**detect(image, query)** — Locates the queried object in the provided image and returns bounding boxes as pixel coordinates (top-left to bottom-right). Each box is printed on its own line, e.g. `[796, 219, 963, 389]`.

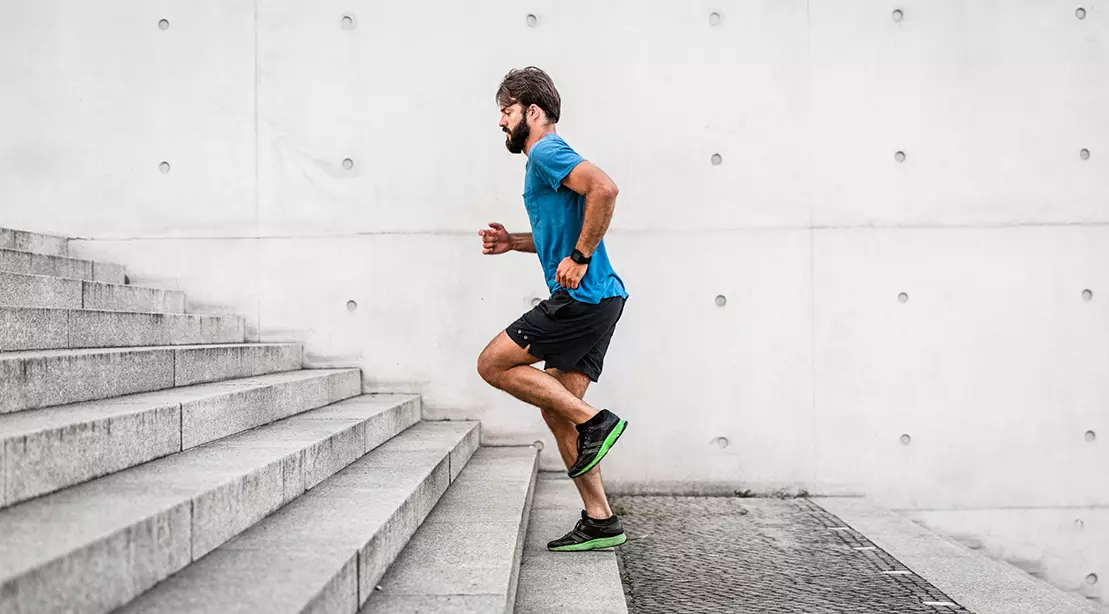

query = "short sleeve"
[530, 138, 584, 191]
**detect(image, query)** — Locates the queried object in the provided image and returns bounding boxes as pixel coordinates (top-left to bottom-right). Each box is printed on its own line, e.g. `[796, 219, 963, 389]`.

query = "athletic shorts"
[505, 289, 626, 382]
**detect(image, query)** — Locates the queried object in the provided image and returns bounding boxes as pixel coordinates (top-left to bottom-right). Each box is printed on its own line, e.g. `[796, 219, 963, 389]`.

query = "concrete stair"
[0, 271, 186, 313]
[0, 368, 362, 508]
[0, 395, 425, 614]
[0, 228, 68, 258]
[116, 420, 482, 614]
[0, 343, 303, 414]
[0, 247, 126, 284]
[0, 306, 245, 351]
[364, 446, 539, 612]
[514, 476, 631, 614]
[0, 226, 621, 614]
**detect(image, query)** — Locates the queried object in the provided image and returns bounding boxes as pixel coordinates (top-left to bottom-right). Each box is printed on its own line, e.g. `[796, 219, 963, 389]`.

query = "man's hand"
[556, 257, 588, 290]
[479, 222, 512, 255]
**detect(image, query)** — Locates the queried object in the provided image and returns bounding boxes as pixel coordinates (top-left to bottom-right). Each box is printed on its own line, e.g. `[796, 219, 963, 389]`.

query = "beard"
[504, 118, 530, 154]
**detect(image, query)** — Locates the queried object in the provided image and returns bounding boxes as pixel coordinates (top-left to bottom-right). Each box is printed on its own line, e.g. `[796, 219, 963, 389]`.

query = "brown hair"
[496, 66, 562, 123]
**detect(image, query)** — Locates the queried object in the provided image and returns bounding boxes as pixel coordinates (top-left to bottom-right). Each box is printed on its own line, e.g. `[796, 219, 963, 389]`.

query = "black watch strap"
[570, 249, 592, 265]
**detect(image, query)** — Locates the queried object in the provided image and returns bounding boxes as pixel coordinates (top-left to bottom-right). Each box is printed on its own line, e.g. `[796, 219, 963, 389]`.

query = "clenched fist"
[556, 257, 588, 290]
[479, 222, 512, 255]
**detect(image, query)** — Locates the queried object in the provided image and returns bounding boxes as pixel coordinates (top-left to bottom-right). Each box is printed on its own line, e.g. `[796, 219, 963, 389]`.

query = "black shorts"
[505, 290, 626, 382]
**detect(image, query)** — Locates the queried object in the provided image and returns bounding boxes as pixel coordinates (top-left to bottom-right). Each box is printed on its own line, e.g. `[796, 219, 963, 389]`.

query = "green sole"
[569, 419, 627, 478]
[549, 532, 628, 552]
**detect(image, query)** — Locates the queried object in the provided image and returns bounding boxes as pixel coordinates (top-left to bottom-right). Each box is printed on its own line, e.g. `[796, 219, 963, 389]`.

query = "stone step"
[117, 420, 481, 614]
[0, 271, 185, 313]
[0, 394, 423, 614]
[0, 343, 302, 414]
[514, 475, 631, 614]
[0, 228, 68, 258]
[0, 306, 244, 352]
[364, 446, 539, 613]
[0, 369, 362, 509]
[0, 248, 125, 284]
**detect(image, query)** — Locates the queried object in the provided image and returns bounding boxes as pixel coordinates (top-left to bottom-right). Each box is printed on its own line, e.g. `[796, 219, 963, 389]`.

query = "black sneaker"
[547, 511, 628, 552]
[567, 409, 627, 478]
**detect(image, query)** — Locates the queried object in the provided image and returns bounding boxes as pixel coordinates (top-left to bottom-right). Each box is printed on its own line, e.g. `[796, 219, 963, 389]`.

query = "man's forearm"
[510, 233, 536, 253]
[575, 188, 617, 257]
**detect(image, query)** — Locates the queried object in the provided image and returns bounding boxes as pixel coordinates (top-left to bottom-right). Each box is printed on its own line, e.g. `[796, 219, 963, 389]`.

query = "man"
[476, 66, 630, 552]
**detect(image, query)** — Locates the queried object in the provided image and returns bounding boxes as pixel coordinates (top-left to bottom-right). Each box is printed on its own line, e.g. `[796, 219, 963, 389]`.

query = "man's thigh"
[479, 330, 541, 371]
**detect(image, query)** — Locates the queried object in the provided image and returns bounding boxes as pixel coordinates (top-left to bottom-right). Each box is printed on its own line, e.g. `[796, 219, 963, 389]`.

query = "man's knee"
[476, 350, 500, 387]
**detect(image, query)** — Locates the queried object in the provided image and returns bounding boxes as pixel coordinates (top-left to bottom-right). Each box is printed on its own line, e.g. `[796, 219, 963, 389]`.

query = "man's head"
[496, 66, 561, 154]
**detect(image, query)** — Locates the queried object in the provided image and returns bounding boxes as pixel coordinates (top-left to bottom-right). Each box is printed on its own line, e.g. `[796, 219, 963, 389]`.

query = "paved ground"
[610, 496, 971, 614]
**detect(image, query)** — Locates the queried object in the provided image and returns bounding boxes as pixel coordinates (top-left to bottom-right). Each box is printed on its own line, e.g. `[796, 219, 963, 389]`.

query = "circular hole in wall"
[531, 297, 542, 308]
[895, 151, 907, 163]
[526, 13, 538, 27]
[711, 153, 723, 166]
[159, 161, 171, 173]
[713, 437, 729, 449]
[342, 158, 354, 170]
[158, 19, 170, 30]
[892, 9, 904, 21]
[346, 300, 358, 312]
[1075, 519, 1085, 531]
[715, 294, 727, 307]
[533, 440, 545, 451]
[1087, 573, 1099, 586]
[341, 15, 355, 29]
[1083, 289, 1094, 301]
[900, 434, 912, 446]
[898, 292, 909, 303]
[1076, 7, 1087, 19]
[1080, 148, 1091, 160]
[1086, 430, 1097, 443]
[709, 12, 722, 26]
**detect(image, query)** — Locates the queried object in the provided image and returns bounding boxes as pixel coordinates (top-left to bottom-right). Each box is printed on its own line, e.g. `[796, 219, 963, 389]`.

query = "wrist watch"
[570, 249, 592, 265]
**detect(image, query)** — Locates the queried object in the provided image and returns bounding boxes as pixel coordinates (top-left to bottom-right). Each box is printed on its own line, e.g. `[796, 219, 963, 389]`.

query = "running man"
[476, 67, 630, 551]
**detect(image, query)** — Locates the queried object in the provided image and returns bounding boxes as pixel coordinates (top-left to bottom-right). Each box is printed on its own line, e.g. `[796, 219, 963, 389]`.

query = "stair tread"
[364, 446, 538, 612]
[0, 270, 161, 293]
[0, 248, 125, 285]
[0, 394, 423, 614]
[0, 228, 68, 257]
[1, 306, 246, 352]
[0, 368, 359, 436]
[0, 270, 185, 314]
[0, 342, 296, 360]
[0, 305, 237, 318]
[0, 342, 303, 415]
[513, 475, 630, 613]
[115, 420, 480, 614]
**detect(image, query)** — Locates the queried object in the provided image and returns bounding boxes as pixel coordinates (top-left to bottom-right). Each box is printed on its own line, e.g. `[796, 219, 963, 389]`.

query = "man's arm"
[561, 161, 619, 257]
[510, 233, 536, 253]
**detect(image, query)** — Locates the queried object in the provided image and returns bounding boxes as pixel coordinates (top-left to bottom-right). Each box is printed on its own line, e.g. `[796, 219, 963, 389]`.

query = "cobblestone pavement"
[610, 496, 972, 614]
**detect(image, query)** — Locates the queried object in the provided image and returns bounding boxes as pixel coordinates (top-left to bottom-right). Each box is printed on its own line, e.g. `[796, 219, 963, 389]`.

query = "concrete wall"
[2, 2, 1107, 593]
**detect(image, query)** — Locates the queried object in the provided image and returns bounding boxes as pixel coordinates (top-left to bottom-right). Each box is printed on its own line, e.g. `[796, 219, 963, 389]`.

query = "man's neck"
[524, 125, 557, 156]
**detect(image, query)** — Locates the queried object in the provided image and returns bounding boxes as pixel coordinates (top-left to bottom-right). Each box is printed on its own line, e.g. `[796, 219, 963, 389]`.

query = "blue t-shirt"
[524, 133, 628, 304]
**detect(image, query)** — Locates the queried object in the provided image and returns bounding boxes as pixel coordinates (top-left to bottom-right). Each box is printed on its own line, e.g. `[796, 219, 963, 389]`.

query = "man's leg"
[541, 368, 613, 520]
[476, 331, 599, 425]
